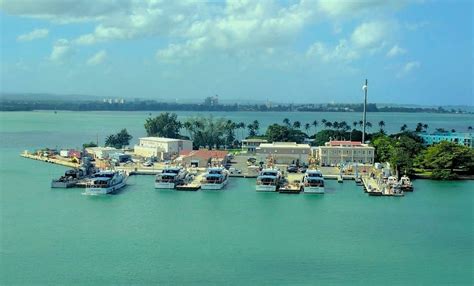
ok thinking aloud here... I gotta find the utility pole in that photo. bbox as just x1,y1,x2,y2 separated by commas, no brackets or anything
362,79,368,143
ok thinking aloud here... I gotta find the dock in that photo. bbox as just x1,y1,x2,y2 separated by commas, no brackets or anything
21,152,79,168
175,172,205,191
279,173,304,194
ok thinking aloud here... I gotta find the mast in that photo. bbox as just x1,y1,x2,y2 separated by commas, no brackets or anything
362,79,368,143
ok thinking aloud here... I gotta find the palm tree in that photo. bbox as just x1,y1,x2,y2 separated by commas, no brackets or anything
378,120,385,133
415,122,423,132
312,120,318,134
325,121,333,129
283,118,291,127
400,124,408,132
332,121,339,130
237,122,245,141
451,129,456,133
304,123,311,134
358,120,363,128
293,121,301,129
252,120,260,135
423,123,428,131
353,121,358,130
468,126,473,132
365,122,372,131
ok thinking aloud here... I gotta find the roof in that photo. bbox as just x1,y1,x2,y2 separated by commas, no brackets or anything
179,149,228,159
139,137,190,142
328,141,362,146
242,139,268,143
259,142,310,149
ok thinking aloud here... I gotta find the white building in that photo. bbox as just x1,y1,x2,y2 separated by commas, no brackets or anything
134,137,193,160
256,142,311,165
241,139,268,153
316,141,375,166
85,147,121,160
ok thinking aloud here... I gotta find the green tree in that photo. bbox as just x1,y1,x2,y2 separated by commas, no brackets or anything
293,121,301,129
82,141,97,149
378,120,385,133
419,141,474,179
265,124,306,143
371,135,394,163
144,112,182,138
104,129,132,149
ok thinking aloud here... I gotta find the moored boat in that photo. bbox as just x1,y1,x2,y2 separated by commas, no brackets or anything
201,167,229,190
400,175,413,191
84,171,127,195
303,170,325,194
256,169,282,192
155,167,188,189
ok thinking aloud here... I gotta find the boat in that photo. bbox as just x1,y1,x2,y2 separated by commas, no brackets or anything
400,175,413,191
355,176,363,186
279,180,302,194
51,168,85,188
84,170,127,195
51,156,97,188
201,167,229,190
155,167,188,189
256,169,282,192
392,183,404,197
303,170,325,194
337,175,343,183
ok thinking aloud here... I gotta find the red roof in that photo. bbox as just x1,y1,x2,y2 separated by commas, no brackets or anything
329,141,362,146
179,149,228,159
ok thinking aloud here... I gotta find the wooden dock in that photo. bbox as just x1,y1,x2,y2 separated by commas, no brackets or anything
175,172,205,191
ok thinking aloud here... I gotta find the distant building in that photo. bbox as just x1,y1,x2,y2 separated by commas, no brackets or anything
177,149,229,167
204,95,219,106
418,132,473,147
316,141,374,166
134,137,193,160
86,147,121,160
256,142,311,165
241,139,268,153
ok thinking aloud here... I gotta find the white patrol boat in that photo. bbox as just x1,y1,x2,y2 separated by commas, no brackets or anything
201,167,229,190
84,171,127,195
155,167,188,189
303,170,325,194
256,169,282,192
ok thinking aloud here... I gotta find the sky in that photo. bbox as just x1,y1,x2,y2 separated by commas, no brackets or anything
0,0,472,105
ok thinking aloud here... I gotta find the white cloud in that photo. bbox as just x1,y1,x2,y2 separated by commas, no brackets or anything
49,39,72,62
306,39,359,63
397,61,420,77
317,0,406,17
351,21,394,49
156,1,314,62
0,0,128,23
86,50,107,65
386,45,406,57
17,28,49,42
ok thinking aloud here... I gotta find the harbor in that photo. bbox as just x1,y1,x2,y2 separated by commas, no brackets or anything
21,145,413,197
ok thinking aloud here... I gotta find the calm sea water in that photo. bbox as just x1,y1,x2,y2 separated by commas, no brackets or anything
0,111,473,285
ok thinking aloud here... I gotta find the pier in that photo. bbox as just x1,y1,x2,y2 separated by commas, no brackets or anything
21,151,79,168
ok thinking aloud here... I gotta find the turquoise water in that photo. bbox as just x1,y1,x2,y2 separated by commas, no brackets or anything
1,111,473,285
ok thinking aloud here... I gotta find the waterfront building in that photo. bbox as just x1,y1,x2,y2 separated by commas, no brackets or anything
86,147,121,160
418,131,473,147
134,137,193,160
241,139,268,153
177,149,229,167
256,142,311,165
316,141,374,166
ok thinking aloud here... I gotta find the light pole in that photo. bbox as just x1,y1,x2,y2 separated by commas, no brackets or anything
362,79,368,143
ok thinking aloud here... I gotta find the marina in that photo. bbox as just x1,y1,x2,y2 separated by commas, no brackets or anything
22,149,414,197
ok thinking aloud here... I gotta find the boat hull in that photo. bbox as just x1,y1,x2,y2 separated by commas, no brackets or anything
256,185,277,192
155,182,175,189
201,179,228,190
84,180,126,195
304,186,325,194
51,180,77,188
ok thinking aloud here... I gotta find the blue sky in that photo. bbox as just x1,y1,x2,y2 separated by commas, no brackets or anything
0,0,472,105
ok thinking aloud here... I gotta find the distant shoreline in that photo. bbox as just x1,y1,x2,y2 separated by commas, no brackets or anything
0,100,471,114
